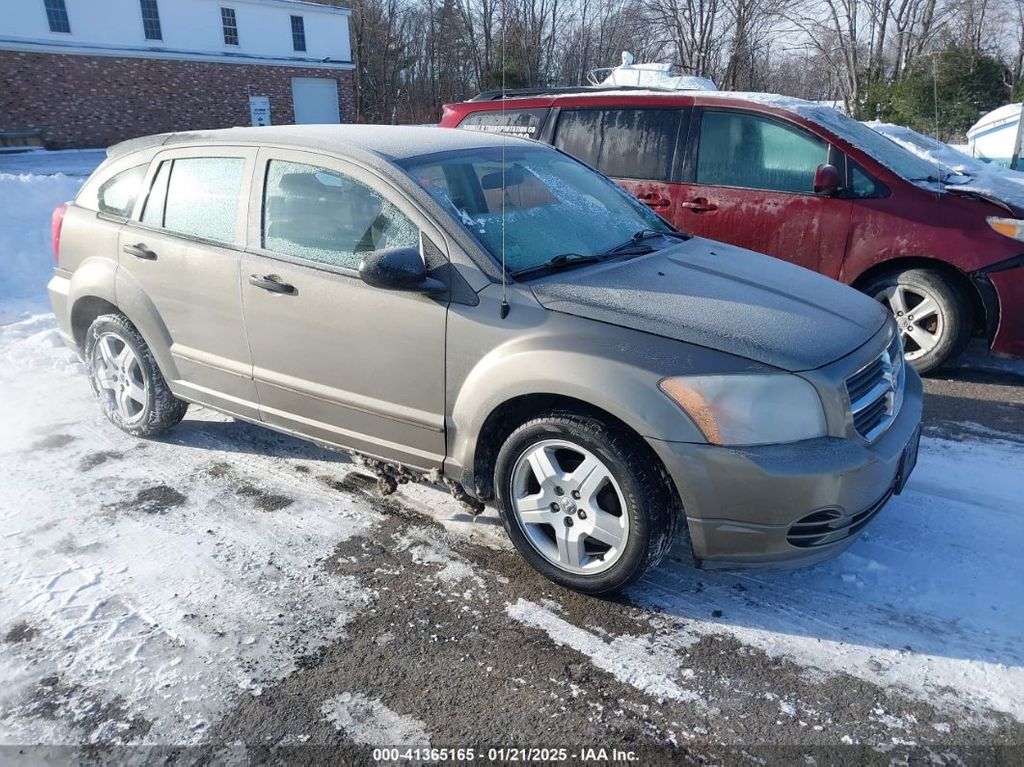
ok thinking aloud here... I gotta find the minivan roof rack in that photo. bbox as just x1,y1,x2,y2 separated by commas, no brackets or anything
468,85,683,101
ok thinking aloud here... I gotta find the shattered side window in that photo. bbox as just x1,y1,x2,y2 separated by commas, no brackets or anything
262,160,419,270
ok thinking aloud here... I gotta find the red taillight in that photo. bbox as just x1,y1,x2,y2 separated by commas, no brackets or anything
51,202,69,265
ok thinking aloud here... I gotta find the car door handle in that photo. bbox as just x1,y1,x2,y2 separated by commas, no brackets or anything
679,198,718,213
637,193,671,210
123,243,157,260
249,274,296,295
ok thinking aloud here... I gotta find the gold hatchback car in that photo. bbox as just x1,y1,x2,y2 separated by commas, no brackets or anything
49,125,922,593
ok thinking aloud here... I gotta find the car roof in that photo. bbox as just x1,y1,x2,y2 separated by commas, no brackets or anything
455,88,819,110
109,124,537,162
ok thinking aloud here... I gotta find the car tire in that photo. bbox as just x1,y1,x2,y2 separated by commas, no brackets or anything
84,313,188,437
494,412,677,594
863,268,971,375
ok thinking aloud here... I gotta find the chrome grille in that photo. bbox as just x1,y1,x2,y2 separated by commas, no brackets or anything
847,333,905,441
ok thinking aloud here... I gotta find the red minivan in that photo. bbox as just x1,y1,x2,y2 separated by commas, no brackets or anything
441,88,1024,373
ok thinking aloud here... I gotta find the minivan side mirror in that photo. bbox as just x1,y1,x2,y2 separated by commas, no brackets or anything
358,247,447,294
813,163,843,196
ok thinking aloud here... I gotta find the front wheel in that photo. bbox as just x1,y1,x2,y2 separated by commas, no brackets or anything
494,413,677,594
84,313,188,437
863,268,971,375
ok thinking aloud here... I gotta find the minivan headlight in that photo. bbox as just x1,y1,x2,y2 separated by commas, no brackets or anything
658,375,827,446
986,216,1024,241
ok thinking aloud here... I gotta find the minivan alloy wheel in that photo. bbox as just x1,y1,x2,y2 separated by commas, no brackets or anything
91,331,149,423
874,283,944,361
510,439,630,575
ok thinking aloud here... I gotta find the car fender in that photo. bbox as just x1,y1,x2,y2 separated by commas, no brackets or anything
446,334,711,490
110,264,180,381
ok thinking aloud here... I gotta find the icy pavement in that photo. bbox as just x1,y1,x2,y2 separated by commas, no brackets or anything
0,150,1022,752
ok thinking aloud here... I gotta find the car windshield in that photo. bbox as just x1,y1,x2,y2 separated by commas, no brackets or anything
401,146,672,274
806,107,950,183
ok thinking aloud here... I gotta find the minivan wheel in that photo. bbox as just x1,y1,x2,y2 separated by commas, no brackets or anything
84,314,188,437
863,268,971,374
494,413,677,594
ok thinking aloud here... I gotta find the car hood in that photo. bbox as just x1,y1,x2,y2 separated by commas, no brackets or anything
529,239,889,372
943,174,1024,217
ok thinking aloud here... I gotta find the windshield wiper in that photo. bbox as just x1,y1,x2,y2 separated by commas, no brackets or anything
510,252,604,280
602,228,690,256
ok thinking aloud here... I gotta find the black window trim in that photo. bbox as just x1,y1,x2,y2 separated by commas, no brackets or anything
139,0,162,40
688,105,837,197
551,106,689,184
44,0,71,33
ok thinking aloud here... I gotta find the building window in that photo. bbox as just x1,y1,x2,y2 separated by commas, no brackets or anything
290,16,306,52
139,0,162,40
221,7,238,46
44,0,71,33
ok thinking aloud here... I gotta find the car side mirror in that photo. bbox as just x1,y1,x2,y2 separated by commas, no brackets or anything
813,163,843,196
358,247,447,294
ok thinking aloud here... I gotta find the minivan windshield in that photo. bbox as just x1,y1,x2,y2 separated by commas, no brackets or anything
806,106,950,183
401,146,672,275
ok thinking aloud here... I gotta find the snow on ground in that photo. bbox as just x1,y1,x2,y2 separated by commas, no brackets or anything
0,312,383,743
321,692,432,746
0,151,1022,743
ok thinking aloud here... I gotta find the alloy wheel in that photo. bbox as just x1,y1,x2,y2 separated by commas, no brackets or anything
875,284,944,362
91,332,148,424
509,439,630,575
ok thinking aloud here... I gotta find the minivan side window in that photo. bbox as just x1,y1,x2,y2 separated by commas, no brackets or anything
459,109,550,140
554,109,681,182
262,160,419,270
79,164,148,218
141,157,245,244
696,110,828,194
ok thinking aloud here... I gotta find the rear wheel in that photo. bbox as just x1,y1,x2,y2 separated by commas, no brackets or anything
863,268,971,374
84,314,188,437
494,413,676,594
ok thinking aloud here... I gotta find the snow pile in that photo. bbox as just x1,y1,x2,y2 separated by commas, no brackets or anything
0,170,83,307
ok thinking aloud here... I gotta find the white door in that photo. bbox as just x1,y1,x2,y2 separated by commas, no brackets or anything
291,77,341,124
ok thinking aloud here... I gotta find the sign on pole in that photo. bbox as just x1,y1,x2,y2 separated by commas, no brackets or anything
249,96,272,127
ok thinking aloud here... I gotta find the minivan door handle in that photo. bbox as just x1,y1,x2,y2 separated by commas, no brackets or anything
123,243,157,260
249,274,296,295
679,197,718,213
637,192,671,210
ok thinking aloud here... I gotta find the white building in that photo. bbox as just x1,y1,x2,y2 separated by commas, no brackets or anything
0,0,355,148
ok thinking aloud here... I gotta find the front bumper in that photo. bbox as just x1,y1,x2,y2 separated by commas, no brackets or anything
984,258,1024,358
647,365,923,569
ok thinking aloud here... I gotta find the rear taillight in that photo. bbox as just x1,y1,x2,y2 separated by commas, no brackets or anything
51,202,69,265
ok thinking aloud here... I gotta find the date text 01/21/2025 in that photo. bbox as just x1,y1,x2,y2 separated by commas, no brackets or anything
371,747,639,762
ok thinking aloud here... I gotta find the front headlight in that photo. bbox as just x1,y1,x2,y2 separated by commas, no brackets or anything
986,216,1024,242
658,374,827,446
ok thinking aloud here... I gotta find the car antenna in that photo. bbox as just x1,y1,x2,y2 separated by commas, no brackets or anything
499,5,510,320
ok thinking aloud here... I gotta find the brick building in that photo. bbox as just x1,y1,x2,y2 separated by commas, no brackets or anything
0,0,356,149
